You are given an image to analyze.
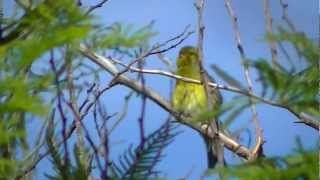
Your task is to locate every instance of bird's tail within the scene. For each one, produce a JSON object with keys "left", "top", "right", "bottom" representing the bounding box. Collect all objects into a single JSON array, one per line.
[{"left": 205, "top": 137, "right": 225, "bottom": 169}]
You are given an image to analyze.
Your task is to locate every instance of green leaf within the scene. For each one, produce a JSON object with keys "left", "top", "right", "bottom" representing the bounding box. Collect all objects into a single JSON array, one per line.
[
  {"left": 111, "top": 121, "right": 179, "bottom": 179},
  {"left": 95, "top": 22, "right": 157, "bottom": 50},
  {"left": 206, "top": 150, "right": 317, "bottom": 179},
  {"left": 211, "top": 64, "right": 245, "bottom": 90},
  {"left": 221, "top": 96, "right": 251, "bottom": 129},
  {"left": 266, "top": 28, "right": 319, "bottom": 65}
]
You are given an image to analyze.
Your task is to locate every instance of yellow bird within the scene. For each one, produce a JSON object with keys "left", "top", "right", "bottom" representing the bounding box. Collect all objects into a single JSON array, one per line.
[{"left": 172, "top": 46, "right": 224, "bottom": 168}]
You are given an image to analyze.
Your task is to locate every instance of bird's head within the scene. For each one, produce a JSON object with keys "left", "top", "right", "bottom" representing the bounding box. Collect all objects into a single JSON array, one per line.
[{"left": 177, "top": 46, "right": 199, "bottom": 67}]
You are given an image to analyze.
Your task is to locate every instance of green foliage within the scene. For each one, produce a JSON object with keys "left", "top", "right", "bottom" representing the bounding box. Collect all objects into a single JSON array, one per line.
[
  {"left": 220, "top": 96, "right": 251, "bottom": 129},
  {"left": 0, "top": 0, "right": 317, "bottom": 179},
  {"left": 102, "top": 22, "right": 156, "bottom": 48},
  {"left": 0, "top": 78, "right": 47, "bottom": 115},
  {"left": 211, "top": 29, "right": 319, "bottom": 129},
  {"left": 1, "top": 0, "right": 90, "bottom": 69},
  {"left": 89, "top": 22, "right": 157, "bottom": 56},
  {"left": 0, "top": 158, "right": 17, "bottom": 178},
  {"left": 251, "top": 59, "right": 317, "bottom": 115},
  {"left": 0, "top": 0, "right": 160, "bottom": 178},
  {"left": 111, "top": 121, "right": 179, "bottom": 179},
  {"left": 45, "top": 123, "right": 90, "bottom": 180},
  {"left": 211, "top": 64, "right": 245, "bottom": 90},
  {"left": 0, "top": 0, "right": 91, "bottom": 178},
  {"left": 206, "top": 143, "right": 317, "bottom": 179},
  {"left": 267, "top": 28, "right": 319, "bottom": 64},
  {"left": 206, "top": 29, "right": 319, "bottom": 179},
  {"left": 253, "top": 30, "right": 319, "bottom": 116}
]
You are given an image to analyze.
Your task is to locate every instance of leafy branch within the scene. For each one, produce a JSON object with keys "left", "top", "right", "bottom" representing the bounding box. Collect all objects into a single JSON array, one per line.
[{"left": 111, "top": 120, "right": 179, "bottom": 179}]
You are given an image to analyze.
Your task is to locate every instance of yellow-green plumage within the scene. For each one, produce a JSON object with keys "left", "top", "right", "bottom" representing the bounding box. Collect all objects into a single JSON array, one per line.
[
  {"left": 172, "top": 46, "right": 223, "bottom": 169},
  {"left": 173, "top": 46, "right": 221, "bottom": 120}
]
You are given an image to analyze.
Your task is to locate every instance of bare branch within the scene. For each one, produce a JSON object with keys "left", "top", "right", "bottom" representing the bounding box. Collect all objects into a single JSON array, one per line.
[
  {"left": 108, "top": 91, "right": 133, "bottom": 134},
  {"left": 225, "top": 0, "right": 264, "bottom": 158},
  {"left": 49, "top": 50, "right": 70, "bottom": 166},
  {"left": 195, "top": 0, "right": 212, "bottom": 108},
  {"left": 15, "top": 71, "right": 115, "bottom": 179},
  {"left": 279, "top": 0, "right": 296, "bottom": 32},
  {"left": 137, "top": 53, "right": 147, "bottom": 148},
  {"left": 0, "top": 0, "right": 3, "bottom": 39},
  {"left": 295, "top": 112, "right": 320, "bottom": 130},
  {"left": 85, "top": 0, "right": 110, "bottom": 15},
  {"left": 65, "top": 47, "right": 85, "bottom": 160},
  {"left": 195, "top": 0, "right": 225, "bottom": 168},
  {"left": 109, "top": 55, "right": 320, "bottom": 130},
  {"left": 79, "top": 44, "right": 253, "bottom": 160},
  {"left": 263, "top": 0, "right": 278, "bottom": 67},
  {"left": 109, "top": 26, "right": 193, "bottom": 85}
]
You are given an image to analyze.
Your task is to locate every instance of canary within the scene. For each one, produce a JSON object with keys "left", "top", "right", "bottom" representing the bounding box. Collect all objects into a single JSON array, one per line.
[{"left": 172, "top": 46, "right": 224, "bottom": 168}]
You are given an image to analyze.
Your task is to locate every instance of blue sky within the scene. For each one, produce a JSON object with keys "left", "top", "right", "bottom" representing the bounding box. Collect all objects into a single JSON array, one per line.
[
  {"left": 4, "top": 0, "right": 318, "bottom": 179},
  {"left": 86, "top": 0, "right": 317, "bottom": 179}
]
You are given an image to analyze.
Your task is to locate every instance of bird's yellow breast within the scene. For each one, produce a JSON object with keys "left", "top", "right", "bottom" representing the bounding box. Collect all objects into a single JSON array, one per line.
[{"left": 172, "top": 82, "right": 207, "bottom": 116}]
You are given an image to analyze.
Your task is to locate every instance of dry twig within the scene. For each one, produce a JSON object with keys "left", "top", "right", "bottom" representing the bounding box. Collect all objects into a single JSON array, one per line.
[
  {"left": 263, "top": 0, "right": 278, "bottom": 67},
  {"left": 79, "top": 44, "right": 253, "bottom": 159},
  {"left": 225, "top": 0, "right": 264, "bottom": 158}
]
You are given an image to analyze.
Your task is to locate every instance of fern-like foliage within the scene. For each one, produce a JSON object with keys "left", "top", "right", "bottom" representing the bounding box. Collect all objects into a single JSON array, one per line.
[
  {"left": 254, "top": 29, "right": 319, "bottom": 116},
  {"left": 0, "top": 0, "right": 90, "bottom": 178},
  {"left": 45, "top": 121, "right": 90, "bottom": 180},
  {"left": 111, "top": 120, "right": 180, "bottom": 179},
  {"left": 87, "top": 22, "right": 157, "bottom": 58},
  {"left": 210, "top": 28, "right": 319, "bottom": 130},
  {"left": 206, "top": 141, "right": 317, "bottom": 179}
]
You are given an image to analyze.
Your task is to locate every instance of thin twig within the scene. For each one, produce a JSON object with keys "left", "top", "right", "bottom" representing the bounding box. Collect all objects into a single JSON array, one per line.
[
  {"left": 78, "top": 43, "right": 319, "bottom": 161},
  {"left": 68, "top": 103, "right": 106, "bottom": 179},
  {"left": 295, "top": 113, "right": 320, "bottom": 130},
  {"left": 49, "top": 50, "right": 70, "bottom": 167},
  {"left": 224, "top": 0, "right": 263, "bottom": 159},
  {"left": 65, "top": 47, "right": 85, "bottom": 161},
  {"left": 279, "top": 0, "right": 296, "bottom": 32},
  {"left": 79, "top": 44, "right": 253, "bottom": 159},
  {"left": 101, "top": 121, "right": 109, "bottom": 178},
  {"left": 195, "top": 0, "right": 212, "bottom": 108},
  {"left": 137, "top": 53, "right": 147, "bottom": 149},
  {"left": 145, "top": 117, "right": 172, "bottom": 178},
  {"left": 195, "top": 0, "right": 225, "bottom": 168},
  {"left": 108, "top": 92, "right": 133, "bottom": 134},
  {"left": 263, "top": 0, "right": 278, "bottom": 68},
  {"left": 156, "top": 51, "right": 174, "bottom": 72},
  {"left": 15, "top": 73, "right": 115, "bottom": 179},
  {"left": 109, "top": 59, "right": 278, "bottom": 109},
  {"left": 20, "top": 109, "right": 55, "bottom": 178},
  {"left": 0, "top": 0, "right": 3, "bottom": 39},
  {"left": 109, "top": 26, "right": 193, "bottom": 85},
  {"left": 108, "top": 55, "right": 319, "bottom": 130},
  {"left": 277, "top": 41, "right": 295, "bottom": 70},
  {"left": 85, "top": 0, "right": 110, "bottom": 15}
]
